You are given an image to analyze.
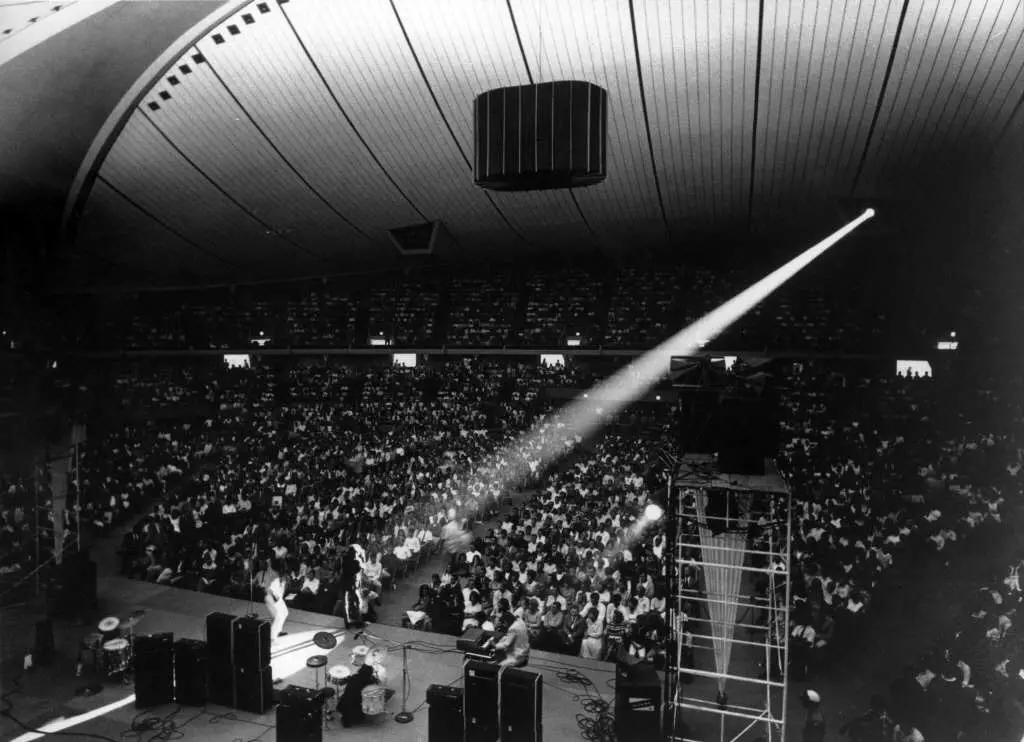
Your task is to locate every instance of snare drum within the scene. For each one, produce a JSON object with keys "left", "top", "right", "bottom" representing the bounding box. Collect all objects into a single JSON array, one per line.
[
  {"left": 327, "top": 665, "right": 352, "bottom": 687},
  {"left": 361, "top": 684, "right": 388, "bottom": 716},
  {"left": 102, "top": 638, "right": 131, "bottom": 676}
]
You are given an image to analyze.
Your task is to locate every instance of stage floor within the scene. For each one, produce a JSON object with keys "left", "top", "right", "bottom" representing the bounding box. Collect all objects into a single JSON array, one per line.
[{"left": 0, "top": 577, "right": 628, "bottom": 742}]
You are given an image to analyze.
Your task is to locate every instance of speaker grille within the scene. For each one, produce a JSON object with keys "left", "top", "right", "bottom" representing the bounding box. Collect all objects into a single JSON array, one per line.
[{"left": 474, "top": 81, "right": 607, "bottom": 191}]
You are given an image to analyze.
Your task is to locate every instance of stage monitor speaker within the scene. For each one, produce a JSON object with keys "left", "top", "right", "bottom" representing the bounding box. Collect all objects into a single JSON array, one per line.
[
  {"left": 47, "top": 552, "right": 97, "bottom": 619},
  {"left": 205, "top": 612, "right": 236, "bottom": 664},
  {"left": 464, "top": 661, "right": 543, "bottom": 742},
  {"left": 174, "top": 638, "right": 208, "bottom": 706},
  {"left": 427, "top": 684, "right": 464, "bottom": 742},
  {"left": 614, "top": 657, "right": 661, "bottom": 742},
  {"left": 498, "top": 667, "right": 542, "bottom": 742},
  {"left": 135, "top": 634, "right": 175, "bottom": 709},
  {"left": 235, "top": 665, "right": 273, "bottom": 714},
  {"left": 464, "top": 660, "right": 499, "bottom": 742},
  {"left": 232, "top": 615, "right": 271, "bottom": 670},
  {"left": 473, "top": 81, "right": 608, "bottom": 191},
  {"left": 276, "top": 687, "right": 322, "bottom": 742},
  {"left": 207, "top": 657, "right": 235, "bottom": 709}
]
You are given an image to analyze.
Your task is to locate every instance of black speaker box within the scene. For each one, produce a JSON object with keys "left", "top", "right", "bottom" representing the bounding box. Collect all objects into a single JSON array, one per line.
[
  {"left": 232, "top": 615, "right": 271, "bottom": 670},
  {"left": 47, "top": 553, "right": 97, "bottom": 619},
  {"left": 235, "top": 665, "right": 273, "bottom": 714},
  {"left": 174, "top": 638, "right": 208, "bottom": 706},
  {"left": 207, "top": 657, "right": 235, "bottom": 709},
  {"left": 276, "top": 687, "right": 322, "bottom": 742},
  {"left": 473, "top": 81, "right": 608, "bottom": 191},
  {"left": 614, "top": 659, "right": 661, "bottom": 742},
  {"left": 464, "top": 660, "right": 542, "bottom": 742},
  {"left": 135, "top": 634, "right": 175, "bottom": 709},
  {"left": 205, "top": 612, "right": 236, "bottom": 663},
  {"left": 427, "top": 684, "right": 464, "bottom": 742},
  {"left": 498, "top": 668, "right": 542, "bottom": 742},
  {"left": 464, "top": 660, "right": 499, "bottom": 742}
]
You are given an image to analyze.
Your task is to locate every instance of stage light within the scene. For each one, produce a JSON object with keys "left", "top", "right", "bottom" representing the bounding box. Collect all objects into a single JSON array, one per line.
[
  {"left": 11, "top": 693, "right": 136, "bottom": 742},
  {"left": 467, "top": 209, "right": 874, "bottom": 485},
  {"left": 644, "top": 503, "right": 664, "bottom": 521}
]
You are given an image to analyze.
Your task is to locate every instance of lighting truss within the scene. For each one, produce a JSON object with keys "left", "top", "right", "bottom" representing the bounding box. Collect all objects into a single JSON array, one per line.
[{"left": 663, "top": 455, "right": 793, "bottom": 742}]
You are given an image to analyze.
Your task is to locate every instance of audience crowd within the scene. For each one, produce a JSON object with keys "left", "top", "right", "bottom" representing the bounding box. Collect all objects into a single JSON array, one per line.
[
  {"left": 44, "top": 262, "right": 929, "bottom": 354},
  {"left": 4, "top": 269, "right": 1021, "bottom": 741}
]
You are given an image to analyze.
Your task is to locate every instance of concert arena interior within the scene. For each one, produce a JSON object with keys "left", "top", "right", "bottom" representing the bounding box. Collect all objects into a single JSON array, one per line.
[{"left": 2, "top": 2, "right": 1024, "bottom": 742}]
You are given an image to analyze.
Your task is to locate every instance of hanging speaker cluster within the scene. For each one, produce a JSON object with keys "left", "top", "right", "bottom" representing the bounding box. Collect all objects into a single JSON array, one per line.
[{"left": 473, "top": 81, "right": 608, "bottom": 192}]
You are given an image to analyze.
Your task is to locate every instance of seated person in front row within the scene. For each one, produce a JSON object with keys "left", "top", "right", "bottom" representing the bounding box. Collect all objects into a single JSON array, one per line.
[{"left": 484, "top": 598, "right": 531, "bottom": 668}]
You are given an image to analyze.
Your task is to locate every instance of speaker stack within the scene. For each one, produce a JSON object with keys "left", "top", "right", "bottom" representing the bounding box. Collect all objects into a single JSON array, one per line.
[
  {"left": 427, "top": 684, "right": 464, "bottom": 742},
  {"left": 173, "top": 638, "right": 207, "bottom": 706},
  {"left": 276, "top": 685, "right": 323, "bottom": 742},
  {"left": 134, "top": 633, "right": 174, "bottom": 709},
  {"left": 205, "top": 612, "right": 273, "bottom": 713},
  {"left": 47, "top": 550, "right": 97, "bottom": 620},
  {"left": 613, "top": 656, "right": 662, "bottom": 742},
  {"left": 233, "top": 615, "right": 273, "bottom": 714},
  {"left": 463, "top": 660, "right": 542, "bottom": 742}
]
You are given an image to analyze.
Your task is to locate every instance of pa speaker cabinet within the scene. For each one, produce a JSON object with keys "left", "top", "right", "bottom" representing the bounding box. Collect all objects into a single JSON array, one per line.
[
  {"left": 499, "top": 667, "right": 542, "bottom": 742},
  {"left": 134, "top": 634, "right": 175, "bottom": 709},
  {"left": 174, "top": 638, "right": 208, "bottom": 706},
  {"left": 276, "top": 687, "right": 322, "bottom": 742},
  {"left": 232, "top": 615, "right": 271, "bottom": 670},
  {"left": 207, "top": 656, "right": 236, "bottom": 709},
  {"left": 235, "top": 665, "right": 273, "bottom": 714},
  {"left": 464, "top": 660, "right": 499, "bottom": 742},
  {"left": 614, "top": 661, "right": 661, "bottom": 742},
  {"left": 464, "top": 661, "right": 543, "bottom": 742},
  {"left": 205, "top": 612, "right": 236, "bottom": 664},
  {"left": 427, "top": 684, "right": 464, "bottom": 742},
  {"left": 473, "top": 81, "right": 608, "bottom": 191}
]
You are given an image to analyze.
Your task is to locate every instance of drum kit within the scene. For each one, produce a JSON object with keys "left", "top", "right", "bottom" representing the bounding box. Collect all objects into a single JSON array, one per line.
[
  {"left": 79, "top": 609, "right": 146, "bottom": 683},
  {"left": 324, "top": 644, "right": 392, "bottom": 720}
]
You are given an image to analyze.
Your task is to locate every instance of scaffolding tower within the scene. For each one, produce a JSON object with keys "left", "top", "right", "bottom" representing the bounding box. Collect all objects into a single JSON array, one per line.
[{"left": 663, "top": 454, "right": 792, "bottom": 742}]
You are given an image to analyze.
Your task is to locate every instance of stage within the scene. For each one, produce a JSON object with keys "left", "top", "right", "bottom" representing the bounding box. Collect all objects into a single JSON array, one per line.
[{"left": 0, "top": 577, "right": 628, "bottom": 742}]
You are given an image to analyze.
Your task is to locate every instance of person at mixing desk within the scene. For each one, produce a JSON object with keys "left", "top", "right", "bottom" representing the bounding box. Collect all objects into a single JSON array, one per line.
[{"left": 483, "top": 598, "right": 531, "bottom": 668}]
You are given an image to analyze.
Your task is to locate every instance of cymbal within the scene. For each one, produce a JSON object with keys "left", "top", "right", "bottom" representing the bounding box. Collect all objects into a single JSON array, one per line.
[
  {"left": 97, "top": 616, "right": 120, "bottom": 633},
  {"left": 313, "top": 631, "right": 338, "bottom": 650}
]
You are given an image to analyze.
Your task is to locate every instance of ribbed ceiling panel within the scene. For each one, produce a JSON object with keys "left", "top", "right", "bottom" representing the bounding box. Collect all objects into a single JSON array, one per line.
[
  {"left": 197, "top": 2, "right": 422, "bottom": 257},
  {"left": 79, "top": 177, "right": 228, "bottom": 281},
  {"left": 634, "top": 0, "right": 758, "bottom": 232},
  {"left": 101, "top": 112, "right": 282, "bottom": 268},
  {"left": 754, "top": 0, "right": 903, "bottom": 220},
  {"left": 63, "top": 0, "right": 1024, "bottom": 285},
  {"left": 394, "top": 0, "right": 591, "bottom": 252},
  {"left": 510, "top": 0, "right": 667, "bottom": 250},
  {"left": 283, "top": 0, "right": 510, "bottom": 245},
  {"left": 858, "top": 0, "right": 1024, "bottom": 196}
]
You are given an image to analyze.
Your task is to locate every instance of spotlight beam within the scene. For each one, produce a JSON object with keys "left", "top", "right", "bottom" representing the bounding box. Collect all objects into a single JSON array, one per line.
[{"left": 477, "top": 210, "right": 875, "bottom": 482}]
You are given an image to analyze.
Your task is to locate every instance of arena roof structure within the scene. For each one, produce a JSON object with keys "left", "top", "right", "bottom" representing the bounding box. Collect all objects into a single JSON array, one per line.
[{"left": 2, "top": 0, "right": 1024, "bottom": 291}]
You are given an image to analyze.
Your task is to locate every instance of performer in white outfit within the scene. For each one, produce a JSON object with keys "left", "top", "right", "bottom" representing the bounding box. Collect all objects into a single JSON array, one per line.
[{"left": 262, "top": 558, "right": 288, "bottom": 643}]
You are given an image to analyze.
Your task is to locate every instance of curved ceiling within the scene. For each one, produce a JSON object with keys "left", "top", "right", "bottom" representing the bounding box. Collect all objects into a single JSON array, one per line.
[{"left": 61, "top": 0, "right": 1024, "bottom": 287}]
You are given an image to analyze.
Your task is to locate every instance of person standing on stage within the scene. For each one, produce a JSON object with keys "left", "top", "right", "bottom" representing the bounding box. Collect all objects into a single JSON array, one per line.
[
  {"left": 442, "top": 508, "right": 470, "bottom": 570},
  {"left": 262, "top": 557, "right": 289, "bottom": 644}
]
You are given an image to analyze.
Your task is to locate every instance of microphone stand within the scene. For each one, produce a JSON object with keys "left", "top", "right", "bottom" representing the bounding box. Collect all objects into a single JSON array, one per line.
[{"left": 394, "top": 642, "right": 413, "bottom": 724}]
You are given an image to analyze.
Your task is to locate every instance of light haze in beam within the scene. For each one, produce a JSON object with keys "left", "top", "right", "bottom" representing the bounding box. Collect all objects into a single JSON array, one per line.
[{"left": 481, "top": 209, "right": 875, "bottom": 481}]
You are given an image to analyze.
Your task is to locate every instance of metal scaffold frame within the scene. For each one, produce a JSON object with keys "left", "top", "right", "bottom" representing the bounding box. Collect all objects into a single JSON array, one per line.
[{"left": 663, "top": 454, "right": 792, "bottom": 742}]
